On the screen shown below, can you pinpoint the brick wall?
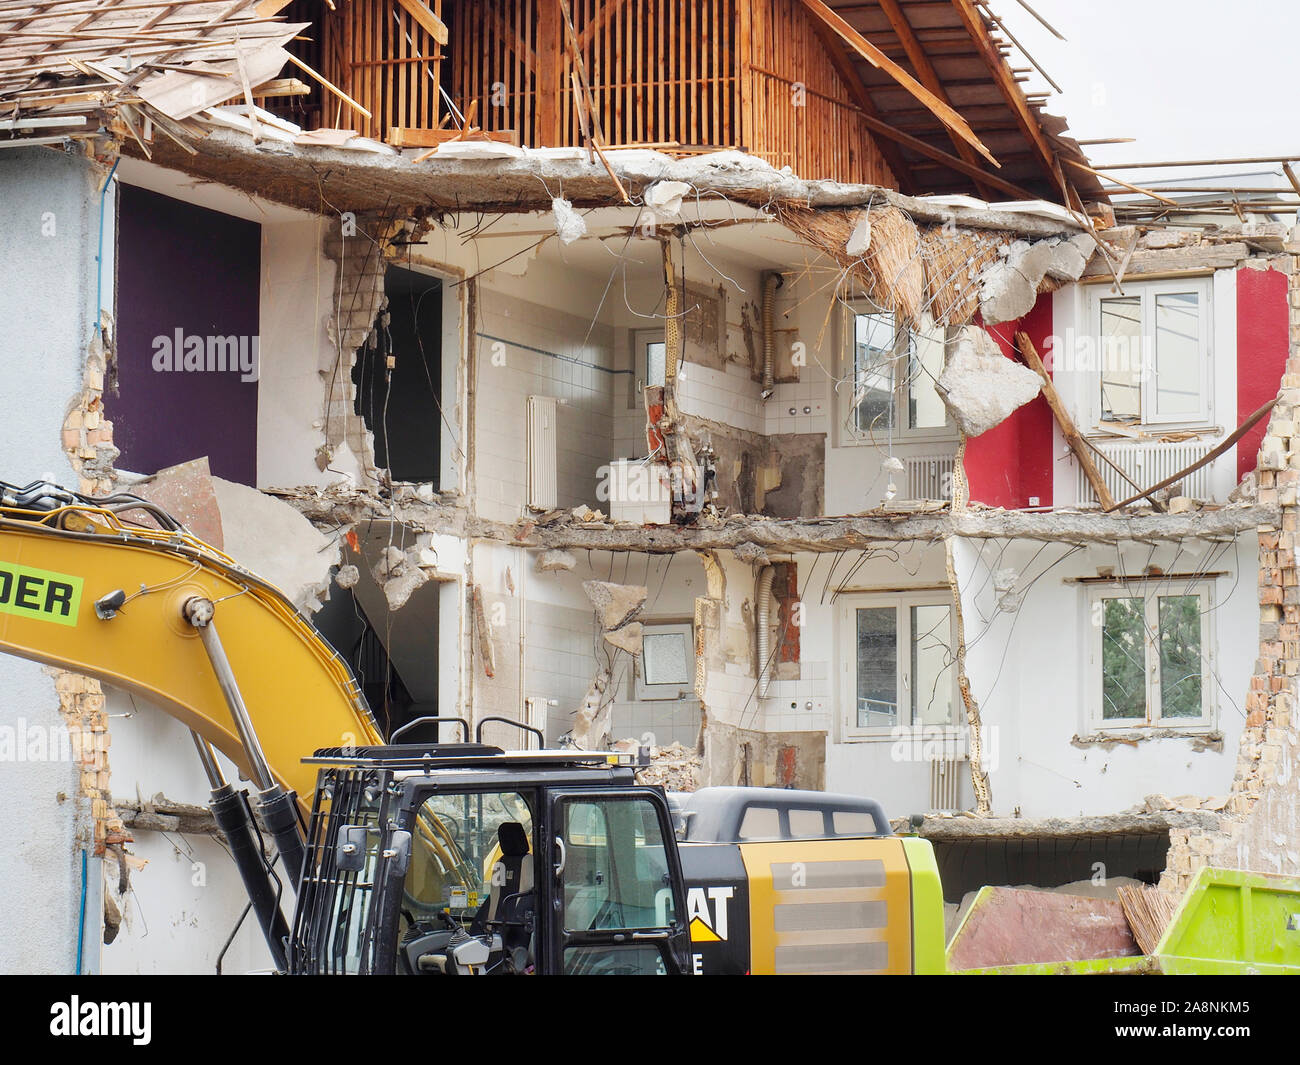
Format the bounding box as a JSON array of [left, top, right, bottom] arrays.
[[1160, 256, 1300, 895]]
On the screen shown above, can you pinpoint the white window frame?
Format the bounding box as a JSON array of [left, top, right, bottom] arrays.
[[837, 300, 955, 447], [1085, 582, 1215, 732], [838, 592, 960, 740], [633, 328, 667, 393], [634, 621, 694, 701], [1087, 277, 1214, 430]]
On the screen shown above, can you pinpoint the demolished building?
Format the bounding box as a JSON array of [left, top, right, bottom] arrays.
[[0, 0, 1297, 972]]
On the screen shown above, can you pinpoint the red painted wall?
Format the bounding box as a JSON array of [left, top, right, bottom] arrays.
[[965, 294, 1056, 509], [1236, 266, 1290, 481]]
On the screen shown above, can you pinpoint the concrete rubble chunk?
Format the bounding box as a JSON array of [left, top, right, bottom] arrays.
[[644, 179, 692, 218], [536, 548, 577, 573], [552, 196, 586, 244], [132, 457, 224, 549], [370, 544, 431, 610], [978, 233, 1095, 324], [210, 477, 340, 615], [583, 580, 647, 631], [603, 620, 644, 655], [731, 541, 770, 566], [936, 326, 1043, 437], [335, 563, 360, 589]]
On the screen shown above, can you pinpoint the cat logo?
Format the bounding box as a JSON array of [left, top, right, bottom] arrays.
[[687, 886, 733, 942]]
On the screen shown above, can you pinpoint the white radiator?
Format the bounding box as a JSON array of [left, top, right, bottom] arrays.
[[929, 757, 966, 813], [906, 455, 954, 502], [1076, 439, 1215, 506], [527, 395, 557, 510]]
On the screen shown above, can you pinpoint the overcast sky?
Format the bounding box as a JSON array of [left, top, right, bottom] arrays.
[[1002, 0, 1298, 181]]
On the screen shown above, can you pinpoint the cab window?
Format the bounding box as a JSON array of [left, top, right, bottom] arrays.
[[403, 790, 533, 921]]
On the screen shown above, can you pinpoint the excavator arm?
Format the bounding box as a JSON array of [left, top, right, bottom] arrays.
[[0, 488, 382, 801]]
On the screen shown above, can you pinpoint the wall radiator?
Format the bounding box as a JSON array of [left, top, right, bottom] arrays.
[[527, 395, 558, 510], [1075, 439, 1215, 506], [930, 757, 967, 813], [906, 455, 954, 502]]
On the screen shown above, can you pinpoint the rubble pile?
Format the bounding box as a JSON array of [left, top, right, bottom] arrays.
[[613, 739, 702, 792]]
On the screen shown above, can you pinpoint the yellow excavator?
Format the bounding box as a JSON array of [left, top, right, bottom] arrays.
[[0, 479, 945, 975]]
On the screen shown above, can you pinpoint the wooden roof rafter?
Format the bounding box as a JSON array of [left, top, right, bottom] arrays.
[[947, 0, 1082, 206], [797, 0, 998, 167], [874, 0, 996, 200]]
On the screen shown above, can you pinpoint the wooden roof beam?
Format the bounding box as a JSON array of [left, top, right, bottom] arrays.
[[855, 107, 1038, 200], [875, 0, 996, 200], [798, 0, 998, 166], [806, 14, 920, 194], [948, 0, 1067, 197]]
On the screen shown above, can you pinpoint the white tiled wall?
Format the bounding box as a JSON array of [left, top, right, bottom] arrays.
[[475, 289, 619, 523], [763, 378, 833, 436], [677, 361, 765, 433], [521, 601, 598, 744], [758, 660, 832, 732]]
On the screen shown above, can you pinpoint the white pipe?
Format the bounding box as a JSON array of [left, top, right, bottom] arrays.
[[756, 565, 775, 697]]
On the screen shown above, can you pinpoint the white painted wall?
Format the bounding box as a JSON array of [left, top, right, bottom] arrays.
[[100, 692, 273, 974], [953, 534, 1254, 817], [0, 147, 112, 974]]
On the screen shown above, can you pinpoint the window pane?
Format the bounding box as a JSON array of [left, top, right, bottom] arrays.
[[787, 808, 826, 837], [911, 604, 955, 725], [1101, 597, 1146, 719], [855, 607, 897, 726], [1154, 292, 1201, 419], [738, 806, 780, 840], [832, 811, 879, 835], [908, 329, 947, 430], [564, 944, 667, 974], [643, 630, 690, 686], [853, 312, 896, 433], [559, 798, 675, 938], [645, 341, 666, 387], [1100, 296, 1142, 422], [404, 791, 533, 921], [1158, 595, 1202, 718]]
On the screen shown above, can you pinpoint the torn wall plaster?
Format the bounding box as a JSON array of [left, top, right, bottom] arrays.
[[702, 722, 826, 790], [62, 315, 118, 496], [320, 212, 394, 476], [936, 326, 1043, 438]]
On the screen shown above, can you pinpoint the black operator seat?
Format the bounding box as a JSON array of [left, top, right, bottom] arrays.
[[489, 821, 533, 923]]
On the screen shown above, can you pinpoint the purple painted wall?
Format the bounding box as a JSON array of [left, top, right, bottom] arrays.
[[115, 184, 260, 485]]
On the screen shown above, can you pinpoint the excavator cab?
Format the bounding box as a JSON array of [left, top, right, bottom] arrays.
[[288, 745, 692, 975]]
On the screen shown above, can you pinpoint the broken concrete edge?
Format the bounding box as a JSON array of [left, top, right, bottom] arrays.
[[269, 486, 1278, 551], [124, 130, 1089, 239], [902, 811, 1223, 840]]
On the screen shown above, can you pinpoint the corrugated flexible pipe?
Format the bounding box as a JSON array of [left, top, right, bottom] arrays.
[[761, 271, 781, 398], [756, 565, 775, 697]]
